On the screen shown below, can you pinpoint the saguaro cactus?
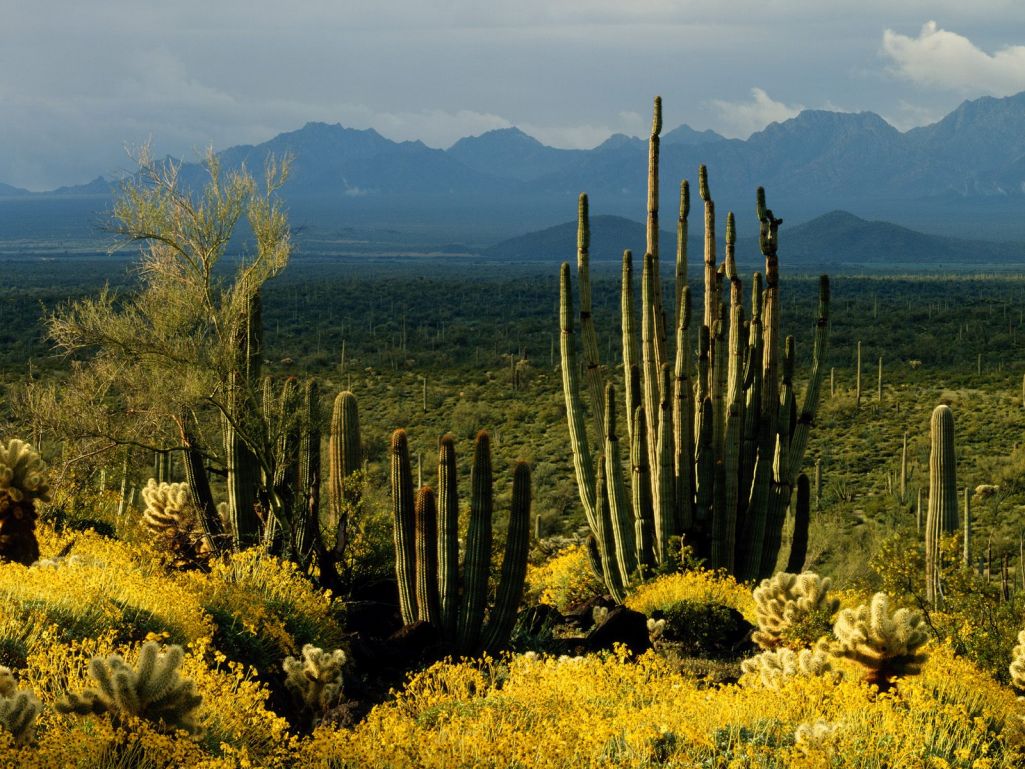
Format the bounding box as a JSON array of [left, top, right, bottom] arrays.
[[925, 404, 958, 607], [559, 97, 830, 596], [391, 429, 531, 653]]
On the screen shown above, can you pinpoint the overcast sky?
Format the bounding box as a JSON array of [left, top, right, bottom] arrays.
[[3, 1, 1025, 189]]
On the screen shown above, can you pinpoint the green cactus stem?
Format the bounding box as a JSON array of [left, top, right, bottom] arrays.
[[925, 404, 958, 607]]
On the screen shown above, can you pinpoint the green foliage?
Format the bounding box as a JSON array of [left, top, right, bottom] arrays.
[[659, 600, 746, 658]]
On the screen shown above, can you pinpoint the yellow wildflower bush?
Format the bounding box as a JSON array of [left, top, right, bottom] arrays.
[[182, 547, 345, 670], [0, 525, 212, 666], [525, 544, 604, 612], [300, 642, 1022, 768], [625, 567, 756, 622]]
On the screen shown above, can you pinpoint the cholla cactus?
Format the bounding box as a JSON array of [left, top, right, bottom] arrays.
[[751, 572, 839, 650], [740, 642, 832, 688], [794, 720, 838, 757], [0, 667, 40, 744], [57, 642, 202, 733], [831, 592, 928, 691], [647, 617, 666, 642], [0, 440, 49, 504], [283, 645, 347, 723], [141, 479, 209, 567], [0, 439, 48, 566], [1010, 629, 1025, 692]]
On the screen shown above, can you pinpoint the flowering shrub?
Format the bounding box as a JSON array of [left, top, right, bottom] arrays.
[[625, 568, 756, 622], [524, 544, 604, 612], [299, 643, 1022, 768]]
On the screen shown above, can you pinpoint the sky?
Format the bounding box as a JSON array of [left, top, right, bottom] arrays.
[[2, 1, 1025, 190]]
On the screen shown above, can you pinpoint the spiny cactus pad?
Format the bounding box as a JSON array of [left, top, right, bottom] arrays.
[[831, 592, 929, 691], [283, 644, 347, 719], [751, 571, 839, 650], [57, 642, 202, 733], [0, 667, 40, 744]]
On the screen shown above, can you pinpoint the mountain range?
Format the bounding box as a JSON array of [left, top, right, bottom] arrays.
[[482, 210, 1025, 267], [4, 91, 1025, 248]]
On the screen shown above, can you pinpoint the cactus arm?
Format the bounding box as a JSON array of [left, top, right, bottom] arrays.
[[675, 180, 689, 348], [640, 252, 662, 510], [559, 263, 598, 531], [390, 429, 418, 625], [437, 434, 460, 640], [693, 397, 714, 550], [482, 461, 532, 651], [631, 405, 656, 578], [575, 194, 606, 442], [621, 250, 639, 448], [699, 165, 718, 333], [673, 286, 694, 535], [329, 391, 362, 558], [786, 473, 810, 573], [414, 486, 441, 626], [594, 455, 627, 603], [603, 384, 637, 587], [458, 431, 494, 653], [655, 363, 676, 565]]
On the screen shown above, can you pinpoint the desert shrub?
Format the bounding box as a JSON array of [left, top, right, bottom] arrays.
[[524, 544, 604, 612], [659, 600, 749, 658], [298, 642, 1022, 768], [625, 568, 755, 622]]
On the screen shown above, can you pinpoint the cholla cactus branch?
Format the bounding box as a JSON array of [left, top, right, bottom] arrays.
[[751, 571, 839, 650], [283, 644, 347, 723], [0, 439, 48, 566], [0, 667, 40, 744], [740, 643, 833, 688], [57, 642, 202, 733], [1009, 628, 1025, 691], [831, 592, 929, 691]]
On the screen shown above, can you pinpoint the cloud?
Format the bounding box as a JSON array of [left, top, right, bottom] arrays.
[[708, 88, 803, 138], [881, 20, 1025, 94]]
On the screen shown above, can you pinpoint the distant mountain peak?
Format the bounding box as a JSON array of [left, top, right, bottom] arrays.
[[662, 123, 726, 146]]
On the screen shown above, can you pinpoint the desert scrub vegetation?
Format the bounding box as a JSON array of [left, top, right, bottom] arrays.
[[298, 643, 1023, 768], [7, 95, 1025, 767]]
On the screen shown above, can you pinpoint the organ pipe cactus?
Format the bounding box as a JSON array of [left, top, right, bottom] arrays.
[[560, 96, 830, 597], [0, 439, 49, 566], [390, 429, 531, 653], [925, 404, 959, 607]]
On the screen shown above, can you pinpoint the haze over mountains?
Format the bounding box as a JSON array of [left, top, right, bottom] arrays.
[[3, 90, 1025, 258]]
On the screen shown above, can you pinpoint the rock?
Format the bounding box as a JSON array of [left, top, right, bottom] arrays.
[[563, 595, 617, 632], [585, 606, 651, 656]]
